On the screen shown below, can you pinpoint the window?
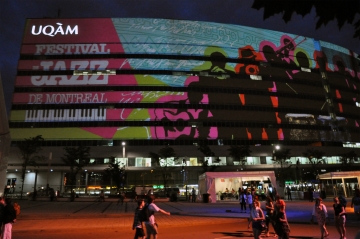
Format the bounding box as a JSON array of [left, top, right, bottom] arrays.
[[250, 75, 262, 80], [135, 157, 151, 167]]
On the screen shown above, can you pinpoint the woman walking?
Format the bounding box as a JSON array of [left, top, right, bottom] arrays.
[[264, 195, 275, 237], [250, 201, 265, 239], [310, 198, 329, 239], [274, 201, 290, 239], [333, 197, 347, 239]]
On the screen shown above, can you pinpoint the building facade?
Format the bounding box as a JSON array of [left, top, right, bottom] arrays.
[[7, 18, 360, 195], [0, 74, 11, 196]]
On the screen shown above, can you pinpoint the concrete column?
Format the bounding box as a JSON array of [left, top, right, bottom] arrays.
[[85, 172, 88, 195], [341, 178, 347, 197], [59, 171, 63, 193]]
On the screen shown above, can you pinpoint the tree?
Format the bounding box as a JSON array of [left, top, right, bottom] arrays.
[[149, 146, 177, 196], [227, 145, 252, 167], [104, 160, 126, 193], [17, 135, 45, 199], [197, 144, 218, 173], [252, 0, 360, 40], [302, 148, 325, 180], [272, 147, 292, 190], [61, 146, 91, 194], [339, 151, 358, 171]]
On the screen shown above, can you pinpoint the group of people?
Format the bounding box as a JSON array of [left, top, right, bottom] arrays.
[[310, 192, 360, 239], [243, 192, 290, 239], [243, 189, 360, 239], [132, 194, 171, 239], [0, 197, 18, 239]]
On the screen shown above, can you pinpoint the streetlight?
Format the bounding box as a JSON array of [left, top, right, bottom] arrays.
[[122, 142, 126, 167], [121, 142, 128, 188]]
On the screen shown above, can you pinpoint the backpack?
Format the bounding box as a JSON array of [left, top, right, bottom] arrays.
[[339, 196, 347, 207], [139, 203, 152, 222], [13, 202, 20, 216]]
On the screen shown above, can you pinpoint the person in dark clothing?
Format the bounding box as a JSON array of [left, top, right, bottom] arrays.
[[2, 198, 16, 239], [0, 197, 5, 237], [333, 197, 346, 239], [308, 187, 314, 202], [132, 199, 145, 239], [286, 186, 292, 201], [191, 188, 196, 203], [49, 188, 55, 201], [239, 190, 247, 213]]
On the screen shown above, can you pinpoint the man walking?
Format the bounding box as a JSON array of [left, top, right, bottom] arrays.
[[2, 198, 17, 239], [144, 195, 170, 239], [191, 188, 196, 203], [286, 186, 292, 201]]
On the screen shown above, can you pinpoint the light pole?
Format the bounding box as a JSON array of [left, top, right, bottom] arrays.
[[46, 152, 52, 194], [122, 142, 126, 167], [122, 142, 127, 188]]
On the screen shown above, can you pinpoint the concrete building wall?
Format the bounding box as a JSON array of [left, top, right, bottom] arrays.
[[0, 74, 10, 196]]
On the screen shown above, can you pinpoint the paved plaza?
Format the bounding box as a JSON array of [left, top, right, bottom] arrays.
[[8, 197, 360, 238]]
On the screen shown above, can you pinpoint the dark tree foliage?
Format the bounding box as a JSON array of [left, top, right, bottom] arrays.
[[302, 148, 325, 179], [149, 146, 177, 194], [62, 146, 91, 190], [104, 160, 126, 192], [252, 0, 360, 39], [339, 150, 358, 171], [17, 135, 45, 199], [272, 148, 292, 187], [227, 145, 252, 166], [198, 144, 218, 173]]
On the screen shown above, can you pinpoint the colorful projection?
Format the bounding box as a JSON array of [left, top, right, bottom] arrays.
[[11, 18, 360, 142]]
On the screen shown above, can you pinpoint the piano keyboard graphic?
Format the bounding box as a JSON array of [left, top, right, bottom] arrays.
[[25, 109, 106, 122]]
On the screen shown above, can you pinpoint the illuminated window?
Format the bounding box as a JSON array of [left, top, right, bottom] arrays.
[[250, 75, 262, 80], [73, 69, 116, 75], [301, 67, 311, 72], [135, 157, 151, 167]]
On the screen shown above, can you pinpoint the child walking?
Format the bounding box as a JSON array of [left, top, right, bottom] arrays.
[[132, 199, 146, 239]]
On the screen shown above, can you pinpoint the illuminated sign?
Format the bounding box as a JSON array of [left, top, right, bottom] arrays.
[[31, 23, 78, 37]]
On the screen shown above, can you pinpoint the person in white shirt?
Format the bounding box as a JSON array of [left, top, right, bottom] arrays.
[[144, 195, 170, 239]]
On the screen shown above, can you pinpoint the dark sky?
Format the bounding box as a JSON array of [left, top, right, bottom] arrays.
[[1, 0, 359, 113]]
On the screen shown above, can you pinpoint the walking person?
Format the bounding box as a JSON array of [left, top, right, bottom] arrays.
[[350, 192, 360, 220], [249, 200, 265, 239], [247, 191, 253, 212], [144, 195, 170, 239], [286, 186, 292, 201], [246, 191, 255, 229], [274, 194, 285, 214], [308, 187, 314, 202], [2, 198, 17, 239], [99, 190, 105, 202], [0, 197, 5, 238], [239, 190, 247, 213], [274, 201, 290, 239], [264, 195, 275, 237], [191, 188, 196, 203], [333, 197, 347, 239], [310, 197, 329, 239], [273, 195, 285, 237], [132, 199, 146, 239]]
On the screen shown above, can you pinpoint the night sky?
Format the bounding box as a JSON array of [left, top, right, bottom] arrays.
[[1, 0, 359, 113]]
